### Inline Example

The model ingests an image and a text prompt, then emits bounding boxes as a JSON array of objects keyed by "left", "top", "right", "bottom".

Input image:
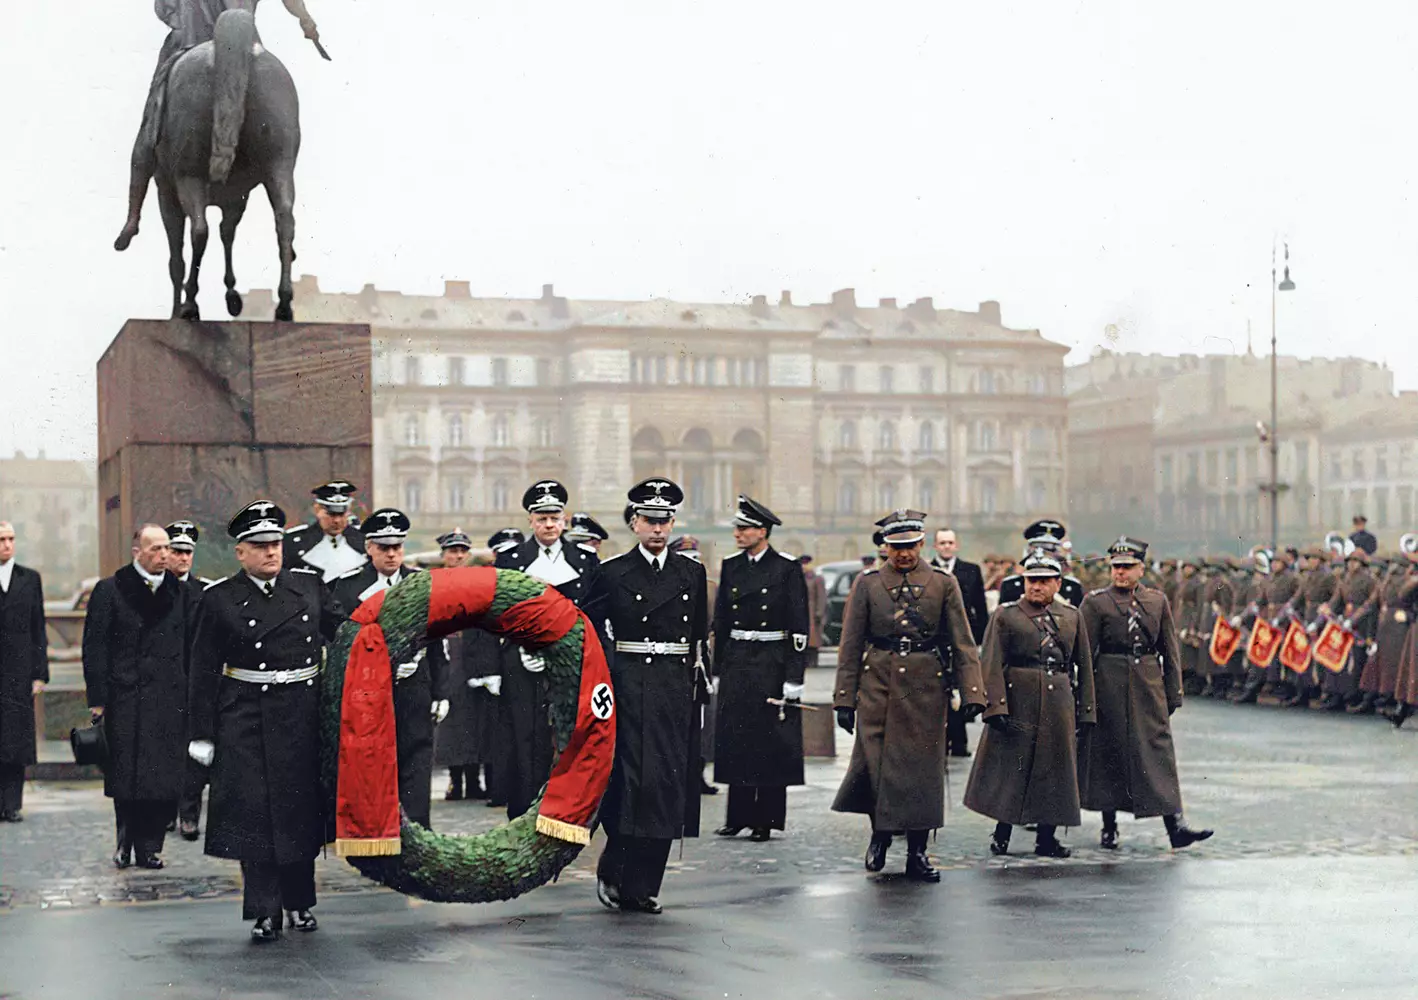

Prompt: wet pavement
[{"left": 4, "top": 679, "right": 1418, "bottom": 998}]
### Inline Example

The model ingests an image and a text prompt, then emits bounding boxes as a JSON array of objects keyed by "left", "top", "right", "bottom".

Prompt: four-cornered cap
[
  {"left": 875, "top": 509, "right": 927, "bottom": 546},
  {"left": 364, "top": 508, "right": 411, "bottom": 544},
  {"left": 669, "top": 535, "right": 702, "bottom": 562},
  {"left": 228, "top": 501, "right": 286, "bottom": 543},
  {"left": 732, "top": 495, "right": 782, "bottom": 529},
  {"left": 1023, "top": 519, "right": 1067, "bottom": 543},
  {"left": 1107, "top": 535, "right": 1149, "bottom": 566},
  {"left": 1022, "top": 550, "right": 1063, "bottom": 578},
  {"left": 166, "top": 519, "right": 199, "bottom": 552},
  {"left": 312, "top": 481, "right": 357, "bottom": 512},
  {"left": 565, "top": 512, "right": 609, "bottom": 542},
  {"left": 437, "top": 527, "right": 472, "bottom": 550},
  {"left": 487, "top": 528, "right": 525, "bottom": 553},
  {"left": 628, "top": 478, "right": 684, "bottom": 522},
  {"left": 523, "top": 480, "right": 569, "bottom": 514}
]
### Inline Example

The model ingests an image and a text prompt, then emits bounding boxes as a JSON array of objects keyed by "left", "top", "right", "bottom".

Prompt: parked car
[{"left": 819, "top": 560, "right": 869, "bottom": 647}]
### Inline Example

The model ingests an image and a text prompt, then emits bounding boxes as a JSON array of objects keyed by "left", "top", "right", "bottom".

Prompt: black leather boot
[
  {"left": 990, "top": 821, "right": 1011, "bottom": 856},
  {"left": 864, "top": 831, "right": 892, "bottom": 872},
  {"left": 1388, "top": 703, "right": 1413, "bottom": 729},
  {"left": 1034, "top": 825, "right": 1071, "bottom": 858},
  {"left": 1349, "top": 693, "right": 1378, "bottom": 715},
  {"left": 1100, "top": 811, "right": 1119, "bottom": 850},
  {"left": 444, "top": 768, "right": 464, "bottom": 801},
  {"left": 285, "top": 909, "right": 318, "bottom": 932},
  {"left": 904, "top": 831, "right": 940, "bottom": 882},
  {"left": 1164, "top": 813, "right": 1213, "bottom": 849},
  {"left": 251, "top": 917, "right": 280, "bottom": 943}
]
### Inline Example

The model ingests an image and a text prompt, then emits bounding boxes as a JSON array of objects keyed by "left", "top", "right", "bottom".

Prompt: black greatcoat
[
  {"left": 329, "top": 564, "right": 449, "bottom": 827},
  {"left": 934, "top": 557, "right": 990, "bottom": 645},
  {"left": 998, "top": 573, "right": 1086, "bottom": 608},
  {"left": 282, "top": 522, "right": 368, "bottom": 583},
  {"left": 495, "top": 539, "right": 605, "bottom": 818},
  {"left": 434, "top": 628, "right": 509, "bottom": 768},
  {"left": 81, "top": 567, "right": 191, "bottom": 802},
  {"left": 711, "top": 547, "right": 810, "bottom": 788},
  {"left": 189, "top": 568, "right": 341, "bottom": 864},
  {"left": 599, "top": 549, "right": 707, "bottom": 840},
  {"left": 0, "top": 565, "right": 47, "bottom": 767}
]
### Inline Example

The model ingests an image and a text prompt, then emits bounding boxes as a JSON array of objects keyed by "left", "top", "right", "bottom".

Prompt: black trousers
[
  {"left": 945, "top": 700, "right": 969, "bottom": 753},
  {"left": 725, "top": 785, "right": 787, "bottom": 830},
  {"left": 178, "top": 759, "right": 207, "bottom": 827},
  {"left": 0, "top": 762, "right": 25, "bottom": 814},
  {"left": 114, "top": 799, "right": 175, "bottom": 858},
  {"left": 597, "top": 833, "right": 673, "bottom": 901},
  {"left": 240, "top": 860, "right": 316, "bottom": 921}
]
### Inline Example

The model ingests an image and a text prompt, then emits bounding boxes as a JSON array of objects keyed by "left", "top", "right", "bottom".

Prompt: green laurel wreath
[{"left": 319, "top": 569, "right": 589, "bottom": 903}]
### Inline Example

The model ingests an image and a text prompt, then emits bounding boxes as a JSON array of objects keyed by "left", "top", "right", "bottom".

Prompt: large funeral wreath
[{"left": 318, "top": 566, "right": 615, "bottom": 903}]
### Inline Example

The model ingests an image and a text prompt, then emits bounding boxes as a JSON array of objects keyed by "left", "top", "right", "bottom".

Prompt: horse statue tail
[{"left": 209, "top": 8, "right": 256, "bottom": 184}]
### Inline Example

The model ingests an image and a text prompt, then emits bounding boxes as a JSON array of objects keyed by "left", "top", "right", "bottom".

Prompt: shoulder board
[
  {"left": 1089, "top": 586, "right": 1108, "bottom": 595},
  {"left": 779, "top": 551, "right": 797, "bottom": 561},
  {"left": 197, "top": 576, "right": 217, "bottom": 586},
  {"left": 1002, "top": 574, "right": 1021, "bottom": 583},
  {"left": 291, "top": 566, "right": 320, "bottom": 576},
  {"left": 577, "top": 542, "right": 598, "bottom": 555},
  {"left": 334, "top": 565, "right": 364, "bottom": 580},
  {"left": 1065, "top": 575, "right": 1082, "bottom": 584},
  {"left": 284, "top": 524, "right": 306, "bottom": 535},
  {"left": 998, "top": 599, "right": 1019, "bottom": 608},
  {"left": 202, "top": 575, "right": 230, "bottom": 591},
  {"left": 724, "top": 550, "right": 745, "bottom": 560},
  {"left": 600, "top": 550, "right": 628, "bottom": 565},
  {"left": 861, "top": 567, "right": 878, "bottom": 575},
  {"left": 931, "top": 564, "right": 949, "bottom": 574}
]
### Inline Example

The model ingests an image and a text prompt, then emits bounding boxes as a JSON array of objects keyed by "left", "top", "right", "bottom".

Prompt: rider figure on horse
[{"left": 115, "top": 0, "right": 322, "bottom": 252}]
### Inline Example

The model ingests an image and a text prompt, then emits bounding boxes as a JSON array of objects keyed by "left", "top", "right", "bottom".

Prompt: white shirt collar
[
  {"left": 746, "top": 546, "right": 768, "bottom": 564},
  {"left": 0, "top": 559, "right": 13, "bottom": 592},
  {"left": 638, "top": 544, "right": 665, "bottom": 569},
  {"left": 538, "top": 538, "right": 564, "bottom": 561},
  {"left": 132, "top": 559, "right": 165, "bottom": 588},
  {"left": 246, "top": 572, "right": 277, "bottom": 593},
  {"left": 939, "top": 556, "right": 956, "bottom": 573},
  {"left": 177, "top": 572, "right": 190, "bottom": 583}
]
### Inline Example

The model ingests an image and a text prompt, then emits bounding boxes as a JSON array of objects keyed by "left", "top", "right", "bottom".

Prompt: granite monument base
[{"left": 97, "top": 320, "right": 372, "bottom": 577}]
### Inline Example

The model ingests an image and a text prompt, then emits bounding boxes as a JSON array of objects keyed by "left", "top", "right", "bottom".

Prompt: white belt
[
  {"left": 729, "top": 629, "right": 786, "bottom": 642},
  {"left": 223, "top": 665, "right": 320, "bottom": 685},
  {"left": 395, "top": 662, "right": 419, "bottom": 680},
  {"left": 615, "top": 641, "right": 691, "bottom": 656}
]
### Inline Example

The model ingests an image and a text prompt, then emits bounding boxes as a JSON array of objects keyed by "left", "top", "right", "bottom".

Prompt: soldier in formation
[{"left": 283, "top": 481, "right": 368, "bottom": 583}]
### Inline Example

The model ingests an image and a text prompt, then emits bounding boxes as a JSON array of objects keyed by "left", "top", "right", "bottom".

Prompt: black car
[{"left": 819, "top": 560, "right": 868, "bottom": 647}]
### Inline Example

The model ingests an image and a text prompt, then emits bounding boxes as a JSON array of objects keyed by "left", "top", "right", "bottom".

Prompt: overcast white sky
[{"left": 3, "top": 1, "right": 1416, "bottom": 462}]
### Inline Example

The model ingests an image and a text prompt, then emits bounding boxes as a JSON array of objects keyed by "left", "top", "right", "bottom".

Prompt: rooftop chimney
[
  {"left": 978, "top": 300, "right": 1001, "bottom": 325},
  {"left": 294, "top": 274, "right": 320, "bottom": 295},
  {"left": 906, "top": 297, "right": 936, "bottom": 320},
  {"left": 541, "top": 283, "right": 556, "bottom": 301},
  {"left": 749, "top": 294, "right": 770, "bottom": 318},
  {"left": 878, "top": 297, "right": 897, "bottom": 309},
  {"left": 444, "top": 280, "right": 471, "bottom": 299},
  {"left": 831, "top": 288, "right": 856, "bottom": 317},
  {"left": 357, "top": 283, "right": 379, "bottom": 312},
  {"left": 779, "top": 290, "right": 793, "bottom": 307}
]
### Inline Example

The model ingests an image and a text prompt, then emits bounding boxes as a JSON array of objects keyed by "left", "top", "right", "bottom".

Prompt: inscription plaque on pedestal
[{"left": 97, "top": 320, "right": 372, "bottom": 576}]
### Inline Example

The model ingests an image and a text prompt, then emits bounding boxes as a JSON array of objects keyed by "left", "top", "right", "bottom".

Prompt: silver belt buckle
[
  {"left": 898, "top": 637, "right": 912, "bottom": 656},
  {"left": 273, "top": 669, "right": 291, "bottom": 684},
  {"left": 651, "top": 641, "right": 668, "bottom": 655}
]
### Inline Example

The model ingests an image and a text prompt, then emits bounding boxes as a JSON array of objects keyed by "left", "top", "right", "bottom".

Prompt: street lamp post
[{"left": 1264, "top": 241, "right": 1296, "bottom": 554}]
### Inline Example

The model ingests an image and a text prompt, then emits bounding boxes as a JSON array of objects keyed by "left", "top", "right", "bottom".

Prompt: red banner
[
  {"left": 1278, "top": 621, "right": 1313, "bottom": 673},
  {"left": 335, "top": 592, "right": 401, "bottom": 856},
  {"left": 1312, "top": 621, "right": 1356, "bottom": 674},
  {"left": 1209, "top": 617, "right": 1242, "bottom": 666},
  {"left": 1246, "top": 618, "right": 1283, "bottom": 668}
]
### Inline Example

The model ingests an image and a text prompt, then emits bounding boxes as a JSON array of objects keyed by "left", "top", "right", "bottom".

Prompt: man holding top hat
[
  {"left": 1078, "top": 536, "right": 1213, "bottom": 851},
  {"left": 831, "top": 509, "right": 986, "bottom": 881},
  {"left": 963, "top": 550, "right": 1095, "bottom": 858},
  {"left": 282, "top": 481, "right": 368, "bottom": 583},
  {"left": 595, "top": 478, "right": 709, "bottom": 914},
  {"left": 329, "top": 508, "right": 450, "bottom": 829},
  {"left": 187, "top": 501, "right": 342, "bottom": 942},
  {"left": 711, "top": 496, "right": 811, "bottom": 842}
]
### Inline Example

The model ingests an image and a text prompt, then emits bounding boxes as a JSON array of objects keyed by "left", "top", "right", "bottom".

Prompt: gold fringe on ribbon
[
  {"left": 334, "top": 837, "right": 403, "bottom": 858},
  {"left": 535, "top": 815, "right": 591, "bottom": 845}
]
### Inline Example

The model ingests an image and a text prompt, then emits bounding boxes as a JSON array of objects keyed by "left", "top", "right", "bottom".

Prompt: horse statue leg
[
  {"left": 264, "top": 162, "right": 297, "bottom": 322},
  {"left": 219, "top": 195, "right": 249, "bottom": 317},
  {"left": 157, "top": 184, "right": 187, "bottom": 320},
  {"left": 173, "top": 176, "right": 210, "bottom": 321}
]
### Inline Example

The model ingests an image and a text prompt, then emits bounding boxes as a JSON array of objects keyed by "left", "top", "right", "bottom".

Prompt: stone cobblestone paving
[{"left": 4, "top": 690, "right": 1416, "bottom": 912}]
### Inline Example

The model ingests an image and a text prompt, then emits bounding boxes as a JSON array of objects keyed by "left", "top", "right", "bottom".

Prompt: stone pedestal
[{"left": 97, "top": 320, "right": 372, "bottom": 577}]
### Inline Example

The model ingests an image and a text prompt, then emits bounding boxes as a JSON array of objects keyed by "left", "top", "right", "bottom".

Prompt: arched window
[
  {"left": 446, "top": 479, "right": 466, "bottom": 512},
  {"left": 447, "top": 414, "right": 464, "bottom": 447},
  {"left": 837, "top": 481, "right": 857, "bottom": 514},
  {"left": 492, "top": 414, "right": 510, "bottom": 447},
  {"left": 403, "top": 415, "right": 420, "bottom": 447},
  {"left": 839, "top": 420, "right": 858, "bottom": 449},
  {"left": 878, "top": 421, "right": 897, "bottom": 451},
  {"left": 877, "top": 481, "right": 896, "bottom": 511},
  {"left": 918, "top": 422, "right": 934, "bottom": 453},
  {"left": 404, "top": 479, "right": 423, "bottom": 513},
  {"left": 492, "top": 479, "right": 509, "bottom": 511},
  {"left": 919, "top": 479, "right": 936, "bottom": 512}
]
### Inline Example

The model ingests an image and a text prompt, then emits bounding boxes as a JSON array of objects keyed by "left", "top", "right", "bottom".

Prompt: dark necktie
[
  {"left": 263, "top": 581, "right": 274, "bottom": 598},
  {"left": 653, "top": 557, "right": 662, "bottom": 575}
]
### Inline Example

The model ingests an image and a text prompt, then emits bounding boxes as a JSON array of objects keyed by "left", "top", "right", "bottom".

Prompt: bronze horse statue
[{"left": 157, "top": 8, "right": 300, "bottom": 321}]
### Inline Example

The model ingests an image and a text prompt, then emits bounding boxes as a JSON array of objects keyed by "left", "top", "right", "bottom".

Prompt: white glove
[
  {"left": 710, "top": 675, "right": 720, "bottom": 696},
  {"left": 188, "top": 740, "right": 215, "bottom": 767},
  {"left": 950, "top": 689, "right": 963, "bottom": 711},
  {"left": 782, "top": 682, "right": 804, "bottom": 702},
  {"left": 468, "top": 675, "right": 503, "bottom": 697},
  {"left": 431, "top": 699, "right": 449, "bottom": 723},
  {"left": 519, "top": 650, "right": 547, "bottom": 674}
]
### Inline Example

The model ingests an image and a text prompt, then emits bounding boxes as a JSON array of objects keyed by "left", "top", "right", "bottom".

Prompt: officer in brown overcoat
[
  {"left": 831, "top": 509, "right": 985, "bottom": 882},
  {"left": 963, "top": 550, "right": 1095, "bottom": 858},
  {"left": 1078, "top": 537, "right": 1212, "bottom": 851}
]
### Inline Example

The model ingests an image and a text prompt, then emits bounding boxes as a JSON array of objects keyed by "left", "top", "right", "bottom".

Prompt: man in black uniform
[
  {"left": 997, "top": 521, "right": 1086, "bottom": 607},
  {"left": 0, "top": 521, "right": 47, "bottom": 823},
  {"left": 83, "top": 524, "right": 189, "bottom": 870},
  {"left": 281, "top": 481, "right": 368, "bottom": 583},
  {"left": 711, "top": 496, "right": 810, "bottom": 842},
  {"left": 565, "top": 512, "right": 610, "bottom": 554},
  {"left": 167, "top": 519, "right": 212, "bottom": 840},
  {"left": 329, "top": 509, "right": 449, "bottom": 829},
  {"left": 596, "top": 478, "right": 708, "bottom": 914},
  {"left": 495, "top": 481, "right": 605, "bottom": 820},
  {"left": 188, "top": 501, "right": 342, "bottom": 942},
  {"left": 1350, "top": 515, "right": 1378, "bottom": 557}
]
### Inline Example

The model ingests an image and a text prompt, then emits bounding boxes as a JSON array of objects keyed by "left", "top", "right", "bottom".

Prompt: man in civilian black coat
[
  {"left": 494, "top": 480, "right": 605, "bottom": 820},
  {"left": 329, "top": 508, "right": 450, "bottom": 829},
  {"left": 1349, "top": 515, "right": 1378, "bottom": 557},
  {"left": 931, "top": 527, "right": 988, "bottom": 758},
  {"left": 83, "top": 524, "right": 191, "bottom": 869},
  {"left": 0, "top": 521, "right": 47, "bottom": 823}
]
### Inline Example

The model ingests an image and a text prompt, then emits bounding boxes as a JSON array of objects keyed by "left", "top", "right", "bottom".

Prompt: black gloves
[
  {"left": 836, "top": 707, "right": 855, "bottom": 735},
  {"left": 985, "top": 714, "right": 1009, "bottom": 732},
  {"left": 962, "top": 703, "right": 985, "bottom": 723}
]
